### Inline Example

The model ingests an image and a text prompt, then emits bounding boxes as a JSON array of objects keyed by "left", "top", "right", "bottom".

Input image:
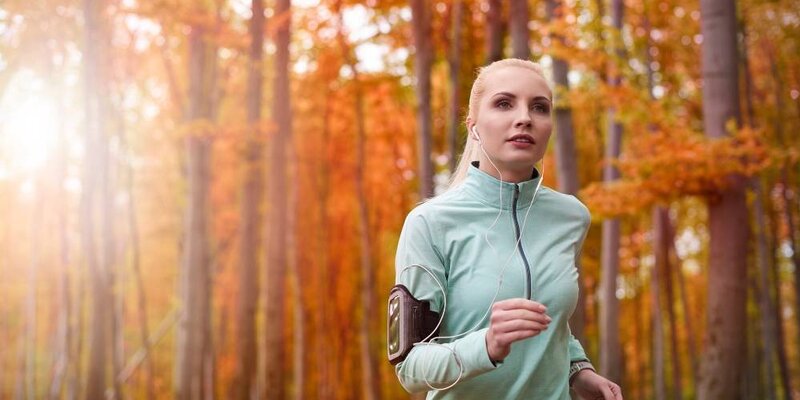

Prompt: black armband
[{"left": 386, "top": 284, "right": 441, "bottom": 365}]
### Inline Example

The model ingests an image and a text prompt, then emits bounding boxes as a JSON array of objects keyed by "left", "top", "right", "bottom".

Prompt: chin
[{"left": 503, "top": 155, "right": 538, "bottom": 168}]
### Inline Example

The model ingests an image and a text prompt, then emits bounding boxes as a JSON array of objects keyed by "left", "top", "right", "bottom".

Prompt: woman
[{"left": 391, "top": 58, "right": 623, "bottom": 399}]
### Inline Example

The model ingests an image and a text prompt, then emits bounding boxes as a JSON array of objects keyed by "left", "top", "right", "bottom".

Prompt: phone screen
[{"left": 388, "top": 295, "right": 401, "bottom": 354}]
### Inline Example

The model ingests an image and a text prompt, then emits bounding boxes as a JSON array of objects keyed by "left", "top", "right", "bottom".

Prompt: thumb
[
  {"left": 600, "top": 383, "right": 614, "bottom": 400},
  {"left": 611, "top": 384, "right": 623, "bottom": 400}
]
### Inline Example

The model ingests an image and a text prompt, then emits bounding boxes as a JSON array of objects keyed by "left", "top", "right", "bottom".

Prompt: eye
[
  {"left": 495, "top": 99, "right": 512, "bottom": 109},
  {"left": 531, "top": 103, "right": 550, "bottom": 114}
]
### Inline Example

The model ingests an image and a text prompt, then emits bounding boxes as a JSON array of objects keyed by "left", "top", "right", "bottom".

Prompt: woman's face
[{"left": 469, "top": 66, "right": 553, "bottom": 181}]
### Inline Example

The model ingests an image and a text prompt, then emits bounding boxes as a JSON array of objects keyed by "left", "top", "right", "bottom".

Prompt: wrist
[
  {"left": 485, "top": 340, "right": 500, "bottom": 365},
  {"left": 484, "top": 332, "right": 504, "bottom": 365},
  {"left": 568, "top": 361, "right": 596, "bottom": 386}
]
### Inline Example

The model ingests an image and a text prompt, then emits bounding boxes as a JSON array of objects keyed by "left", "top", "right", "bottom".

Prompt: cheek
[
  {"left": 480, "top": 118, "right": 507, "bottom": 139},
  {"left": 536, "top": 118, "right": 554, "bottom": 135}
]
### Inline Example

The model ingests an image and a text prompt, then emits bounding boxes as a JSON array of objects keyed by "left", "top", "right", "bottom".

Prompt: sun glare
[{"left": 0, "top": 69, "right": 58, "bottom": 176}]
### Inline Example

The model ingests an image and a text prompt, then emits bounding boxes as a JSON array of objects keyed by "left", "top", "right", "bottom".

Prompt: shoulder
[
  {"left": 401, "top": 186, "right": 473, "bottom": 239},
  {"left": 409, "top": 186, "right": 468, "bottom": 219},
  {"left": 538, "top": 186, "right": 591, "bottom": 227}
]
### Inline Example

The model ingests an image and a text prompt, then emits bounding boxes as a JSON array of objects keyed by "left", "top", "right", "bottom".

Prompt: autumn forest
[{"left": 0, "top": 0, "right": 798, "bottom": 399}]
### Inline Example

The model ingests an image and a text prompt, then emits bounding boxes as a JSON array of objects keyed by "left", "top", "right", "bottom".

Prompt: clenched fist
[{"left": 485, "top": 298, "right": 551, "bottom": 363}]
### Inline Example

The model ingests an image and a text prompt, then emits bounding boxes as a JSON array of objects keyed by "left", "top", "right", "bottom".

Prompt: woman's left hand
[{"left": 571, "top": 369, "right": 623, "bottom": 400}]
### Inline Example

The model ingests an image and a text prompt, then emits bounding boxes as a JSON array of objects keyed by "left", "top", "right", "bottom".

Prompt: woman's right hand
[{"left": 485, "top": 298, "right": 551, "bottom": 363}]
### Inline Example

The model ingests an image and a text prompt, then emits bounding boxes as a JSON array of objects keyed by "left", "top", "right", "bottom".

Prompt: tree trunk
[
  {"left": 651, "top": 212, "right": 666, "bottom": 400},
  {"left": 546, "top": 0, "right": 585, "bottom": 342},
  {"left": 598, "top": 0, "right": 624, "bottom": 385},
  {"left": 752, "top": 179, "right": 777, "bottom": 400},
  {"left": 745, "top": 276, "right": 763, "bottom": 400},
  {"left": 114, "top": 98, "right": 156, "bottom": 400},
  {"left": 762, "top": 42, "right": 796, "bottom": 400},
  {"left": 315, "top": 79, "right": 333, "bottom": 400},
  {"left": 102, "top": 107, "right": 122, "bottom": 400},
  {"left": 264, "top": 0, "right": 292, "bottom": 398},
  {"left": 485, "top": 0, "right": 503, "bottom": 63},
  {"left": 176, "top": 18, "right": 216, "bottom": 400},
  {"left": 447, "top": 0, "right": 463, "bottom": 173},
  {"left": 634, "top": 285, "right": 645, "bottom": 399},
  {"left": 656, "top": 18, "right": 699, "bottom": 384},
  {"left": 741, "top": 27, "right": 777, "bottom": 399},
  {"left": 289, "top": 168, "right": 303, "bottom": 400},
  {"left": 666, "top": 188, "right": 699, "bottom": 392},
  {"left": 410, "top": 0, "right": 434, "bottom": 198},
  {"left": 768, "top": 193, "right": 793, "bottom": 400},
  {"left": 50, "top": 85, "right": 72, "bottom": 399},
  {"left": 83, "top": 0, "right": 115, "bottom": 397},
  {"left": 697, "top": 1, "right": 748, "bottom": 398},
  {"left": 766, "top": 45, "right": 800, "bottom": 378},
  {"left": 235, "top": 1, "right": 265, "bottom": 398},
  {"left": 72, "top": 249, "right": 86, "bottom": 400},
  {"left": 509, "top": 0, "right": 529, "bottom": 59},
  {"left": 19, "top": 179, "right": 42, "bottom": 400},
  {"left": 599, "top": 197, "right": 621, "bottom": 383},
  {"left": 353, "top": 54, "right": 380, "bottom": 400},
  {"left": 128, "top": 158, "right": 156, "bottom": 400},
  {"left": 661, "top": 213, "right": 683, "bottom": 400}
]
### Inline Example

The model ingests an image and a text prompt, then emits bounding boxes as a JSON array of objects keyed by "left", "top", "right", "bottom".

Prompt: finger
[
  {"left": 600, "top": 383, "right": 614, "bottom": 400},
  {"left": 496, "top": 329, "right": 538, "bottom": 345},
  {"left": 494, "top": 319, "right": 548, "bottom": 335},
  {"left": 492, "top": 309, "right": 552, "bottom": 324},
  {"left": 494, "top": 298, "right": 547, "bottom": 313},
  {"left": 612, "top": 384, "right": 623, "bottom": 400}
]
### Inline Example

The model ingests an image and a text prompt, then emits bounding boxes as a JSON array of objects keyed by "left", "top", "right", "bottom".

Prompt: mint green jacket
[{"left": 394, "top": 163, "right": 591, "bottom": 399}]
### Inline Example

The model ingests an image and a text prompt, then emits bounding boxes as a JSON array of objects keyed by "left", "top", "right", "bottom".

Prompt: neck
[{"left": 477, "top": 158, "right": 537, "bottom": 184}]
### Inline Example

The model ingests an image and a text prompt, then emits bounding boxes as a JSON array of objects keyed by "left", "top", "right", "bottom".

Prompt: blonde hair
[{"left": 448, "top": 58, "right": 551, "bottom": 190}]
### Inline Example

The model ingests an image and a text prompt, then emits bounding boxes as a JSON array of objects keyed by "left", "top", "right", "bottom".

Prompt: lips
[{"left": 507, "top": 134, "right": 535, "bottom": 144}]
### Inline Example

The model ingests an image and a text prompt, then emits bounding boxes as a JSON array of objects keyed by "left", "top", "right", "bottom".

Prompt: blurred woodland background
[{"left": 0, "top": 0, "right": 798, "bottom": 399}]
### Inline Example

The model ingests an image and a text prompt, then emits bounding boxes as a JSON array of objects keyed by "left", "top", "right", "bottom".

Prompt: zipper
[{"left": 512, "top": 184, "right": 533, "bottom": 300}]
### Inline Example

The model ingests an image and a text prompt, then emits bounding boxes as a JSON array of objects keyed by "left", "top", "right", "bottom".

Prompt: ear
[{"left": 466, "top": 118, "right": 477, "bottom": 140}]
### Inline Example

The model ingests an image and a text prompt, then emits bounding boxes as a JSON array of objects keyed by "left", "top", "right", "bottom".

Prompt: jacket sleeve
[
  {"left": 568, "top": 327, "right": 590, "bottom": 363},
  {"left": 393, "top": 210, "right": 499, "bottom": 393},
  {"left": 568, "top": 202, "right": 592, "bottom": 364}
]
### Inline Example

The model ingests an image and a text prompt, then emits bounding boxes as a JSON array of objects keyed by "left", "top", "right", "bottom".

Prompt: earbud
[{"left": 471, "top": 126, "right": 481, "bottom": 143}]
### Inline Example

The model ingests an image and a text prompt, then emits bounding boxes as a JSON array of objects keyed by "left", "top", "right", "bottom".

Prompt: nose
[{"left": 514, "top": 109, "right": 532, "bottom": 129}]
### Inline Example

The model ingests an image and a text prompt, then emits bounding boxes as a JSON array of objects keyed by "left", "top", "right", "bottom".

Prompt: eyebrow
[{"left": 490, "top": 92, "right": 552, "bottom": 103}]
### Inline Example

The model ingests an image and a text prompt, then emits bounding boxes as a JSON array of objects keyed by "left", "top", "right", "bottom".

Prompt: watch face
[{"left": 388, "top": 295, "right": 401, "bottom": 355}]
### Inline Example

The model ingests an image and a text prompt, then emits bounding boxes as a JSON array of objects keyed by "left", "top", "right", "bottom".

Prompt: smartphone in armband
[{"left": 387, "top": 284, "right": 441, "bottom": 365}]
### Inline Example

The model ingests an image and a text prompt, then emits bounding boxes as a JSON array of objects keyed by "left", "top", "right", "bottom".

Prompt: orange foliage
[{"left": 581, "top": 126, "right": 773, "bottom": 218}]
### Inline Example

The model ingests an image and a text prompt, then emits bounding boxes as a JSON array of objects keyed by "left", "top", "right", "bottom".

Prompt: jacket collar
[{"left": 462, "top": 161, "right": 542, "bottom": 210}]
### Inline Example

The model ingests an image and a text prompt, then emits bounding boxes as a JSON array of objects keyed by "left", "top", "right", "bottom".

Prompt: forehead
[{"left": 482, "top": 66, "right": 552, "bottom": 100}]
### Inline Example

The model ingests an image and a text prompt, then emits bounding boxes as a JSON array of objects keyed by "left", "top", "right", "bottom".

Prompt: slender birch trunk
[
  {"left": 410, "top": 0, "right": 434, "bottom": 198},
  {"left": 49, "top": 69, "right": 72, "bottom": 400},
  {"left": 509, "top": 0, "right": 529, "bottom": 59},
  {"left": 667, "top": 221, "right": 699, "bottom": 391},
  {"left": 83, "top": 0, "right": 115, "bottom": 397},
  {"left": 485, "top": 0, "right": 503, "bottom": 63},
  {"left": 235, "top": 1, "right": 265, "bottom": 398},
  {"left": 651, "top": 212, "right": 666, "bottom": 400},
  {"left": 264, "top": 1, "right": 292, "bottom": 398},
  {"left": 447, "top": 0, "right": 463, "bottom": 173},
  {"left": 546, "top": 0, "right": 585, "bottom": 341},
  {"left": 176, "top": 16, "right": 216, "bottom": 400},
  {"left": 662, "top": 226, "right": 682, "bottom": 400},
  {"left": 753, "top": 180, "right": 777, "bottom": 400},
  {"left": 697, "top": 1, "right": 749, "bottom": 398}
]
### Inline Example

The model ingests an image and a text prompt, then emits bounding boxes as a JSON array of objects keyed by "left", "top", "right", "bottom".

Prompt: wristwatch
[{"left": 568, "top": 361, "right": 596, "bottom": 386}]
